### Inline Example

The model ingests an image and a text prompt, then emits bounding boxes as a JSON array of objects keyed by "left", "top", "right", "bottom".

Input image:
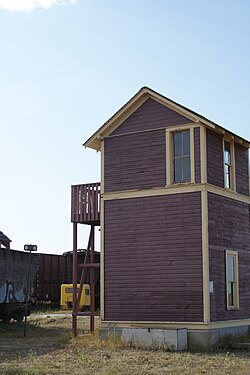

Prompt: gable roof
[
  {"left": 84, "top": 86, "right": 250, "bottom": 151},
  {"left": 0, "top": 231, "right": 11, "bottom": 249}
]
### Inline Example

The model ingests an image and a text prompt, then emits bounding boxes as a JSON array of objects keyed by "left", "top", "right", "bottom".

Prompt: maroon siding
[
  {"left": 111, "top": 98, "right": 190, "bottom": 136},
  {"left": 36, "top": 254, "right": 65, "bottom": 302},
  {"left": 194, "top": 127, "right": 201, "bottom": 183},
  {"left": 207, "top": 129, "right": 224, "bottom": 188},
  {"left": 104, "top": 130, "right": 166, "bottom": 192},
  {"left": 104, "top": 192, "right": 203, "bottom": 322},
  {"left": 235, "top": 143, "right": 249, "bottom": 196},
  {"left": 208, "top": 193, "right": 250, "bottom": 322}
]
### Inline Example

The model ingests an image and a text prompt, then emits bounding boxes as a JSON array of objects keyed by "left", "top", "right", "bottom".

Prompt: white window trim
[
  {"left": 225, "top": 249, "right": 239, "bottom": 310},
  {"left": 223, "top": 138, "right": 236, "bottom": 192},
  {"left": 166, "top": 126, "right": 195, "bottom": 186}
]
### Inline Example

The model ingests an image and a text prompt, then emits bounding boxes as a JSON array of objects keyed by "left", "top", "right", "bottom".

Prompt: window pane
[
  {"left": 65, "top": 288, "right": 80, "bottom": 293},
  {"left": 227, "top": 255, "right": 234, "bottom": 282},
  {"left": 183, "top": 130, "right": 190, "bottom": 156},
  {"left": 183, "top": 156, "right": 191, "bottom": 182},
  {"left": 226, "top": 253, "right": 238, "bottom": 308},
  {"left": 224, "top": 141, "right": 232, "bottom": 189},
  {"left": 225, "top": 141, "right": 231, "bottom": 152},
  {"left": 174, "top": 157, "right": 182, "bottom": 182},
  {"left": 224, "top": 141, "right": 231, "bottom": 162},
  {"left": 225, "top": 166, "right": 230, "bottom": 189},
  {"left": 227, "top": 282, "right": 233, "bottom": 306},
  {"left": 224, "top": 151, "right": 230, "bottom": 165},
  {"left": 173, "top": 132, "right": 182, "bottom": 157}
]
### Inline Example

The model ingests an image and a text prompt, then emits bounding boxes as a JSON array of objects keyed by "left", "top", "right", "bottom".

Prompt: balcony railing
[{"left": 71, "top": 183, "right": 100, "bottom": 224}]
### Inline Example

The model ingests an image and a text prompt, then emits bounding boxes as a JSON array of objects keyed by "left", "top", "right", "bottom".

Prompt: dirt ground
[{"left": 1, "top": 313, "right": 250, "bottom": 374}]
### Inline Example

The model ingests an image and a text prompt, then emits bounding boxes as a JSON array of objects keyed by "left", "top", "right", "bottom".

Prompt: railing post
[{"left": 71, "top": 183, "right": 101, "bottom": 225}]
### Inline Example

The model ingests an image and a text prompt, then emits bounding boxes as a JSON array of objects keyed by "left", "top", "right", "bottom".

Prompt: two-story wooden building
[{"left": 78, "top": 87, "right": 249, "bottom": 349}]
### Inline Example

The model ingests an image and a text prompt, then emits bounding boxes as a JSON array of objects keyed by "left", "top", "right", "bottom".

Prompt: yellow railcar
[{"left": 60, "top": 284, "right": 90, "bottom": 310}]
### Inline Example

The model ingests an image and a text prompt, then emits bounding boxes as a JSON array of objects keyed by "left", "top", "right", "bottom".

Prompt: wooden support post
[
  {"left": 76, "top": 226, "right": 92, "bottom": 311},
  {"left": 72, "top": 222, "right": 78, "bottom": 337},
  {"left": 90, "top": 224, "right": 95, "bottom": 333}
]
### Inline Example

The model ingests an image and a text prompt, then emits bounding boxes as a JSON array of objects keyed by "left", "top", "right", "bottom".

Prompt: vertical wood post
[
  {"left": 90, "top": 224, "right": 95, "bottom": 333},
  {"left": 76, "top": 226, "right": 92, "bottom": 311},
  {"left": 72, "top": 222, "right": 78, "bottom": 336}
]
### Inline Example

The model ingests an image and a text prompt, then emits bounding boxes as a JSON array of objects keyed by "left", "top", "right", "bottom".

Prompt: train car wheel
[
  {"left": 3, "top": 315, "right": 11, "bottom": 324},
  {"left": 16, "top": 311, "right": 24, "bottom": 322}
]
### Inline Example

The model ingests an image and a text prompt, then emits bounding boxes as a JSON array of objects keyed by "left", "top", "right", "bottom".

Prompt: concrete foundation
[
  {"left": 100, "top": 324, "right": 250, "bottom": 351},
  {"left": 188, "top": 325, "right": 250, "bottom": 351},
  {"left": 100, "top": 327, "right": 187, "bottom": 351}
]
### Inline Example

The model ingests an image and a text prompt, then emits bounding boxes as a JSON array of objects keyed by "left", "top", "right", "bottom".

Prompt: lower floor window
[{"left": 226, "top": 250, "right": 239, "bottom": 309}]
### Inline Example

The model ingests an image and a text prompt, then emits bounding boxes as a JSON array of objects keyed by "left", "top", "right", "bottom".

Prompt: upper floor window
[
  {"left": 226, "top": 250, "right": 239, "bottom": 309},
  {"left": 173, "top": 130, "right": 191, "bottom": 183},
  {"left": 224, "top": 140, "right": 232, "bottom": 189}
]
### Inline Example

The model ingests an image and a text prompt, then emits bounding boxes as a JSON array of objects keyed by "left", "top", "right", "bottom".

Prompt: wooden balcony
[{"left": 71, "top": 183, "right": 100, "bottom": 225}]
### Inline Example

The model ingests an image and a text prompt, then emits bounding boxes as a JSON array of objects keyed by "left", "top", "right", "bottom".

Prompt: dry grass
[{"left": 0, "top": 314, "right": 250, "bottom": 375}]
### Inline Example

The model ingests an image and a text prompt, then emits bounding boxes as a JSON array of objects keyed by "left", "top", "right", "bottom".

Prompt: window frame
[
  {"left": 166, "top": 125, "right": 195, "bottom": 186},
  {"left": 225, "top": 250, "right": 239, "bottom": 310},
  {"left": 223, "top": 138, "right": 236, "bottom": 191}
]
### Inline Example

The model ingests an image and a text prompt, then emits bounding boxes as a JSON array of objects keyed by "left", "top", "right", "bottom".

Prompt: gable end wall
[
  {"left": 110, "top": 98, "right": 191, "bottom": 136},
  {"left": 104, "top": 98, "right": 201, "bottom": 193}
]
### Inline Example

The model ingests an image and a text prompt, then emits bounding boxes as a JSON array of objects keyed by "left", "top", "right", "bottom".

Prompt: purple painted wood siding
[
  {"left": 208, "top": 193, "right": 250, "bottom": 322},
  {"left": 206, "top": 129, "right": 224, "bottom": 188},
  {"left": 104, "top": 192, "right": 203, "bottom": 322},
  {"left": 194, "top": 127, "right": 201, "bottom": 183},
  {"left": 104, "top": 129, "right": 202, "bottom": 192},
  {"left": 110, "top": 98, "right": 191, "bottom": 136},
  {"left": 104, "top": 130, "right": 166, "bottom": 192},
  {"left": 235, "top": 143, "right": 249, "bottom": 196}
]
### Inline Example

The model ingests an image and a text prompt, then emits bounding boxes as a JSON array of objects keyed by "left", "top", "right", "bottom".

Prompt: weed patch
[{"left": 0, "top": 315, "right": 250, "bottom": 374}]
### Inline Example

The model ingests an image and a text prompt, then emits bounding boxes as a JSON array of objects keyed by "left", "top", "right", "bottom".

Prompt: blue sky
[{"left": 1, "top": 0, "right": 249, "bottom": 253}]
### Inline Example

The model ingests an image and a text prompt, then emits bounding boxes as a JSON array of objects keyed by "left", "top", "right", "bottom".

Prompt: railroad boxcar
[
  {"left": 35, "top": 251, "right": 100, "bottom": 308},
  {"left": 34, "top": 253, "right": 65, "bottom": 303},
  {"left": 0, "top": 248, "right": 100, "bottom": 320},
  {"left": 0, "top": 248, "right": 37, "bottom": 323}
]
